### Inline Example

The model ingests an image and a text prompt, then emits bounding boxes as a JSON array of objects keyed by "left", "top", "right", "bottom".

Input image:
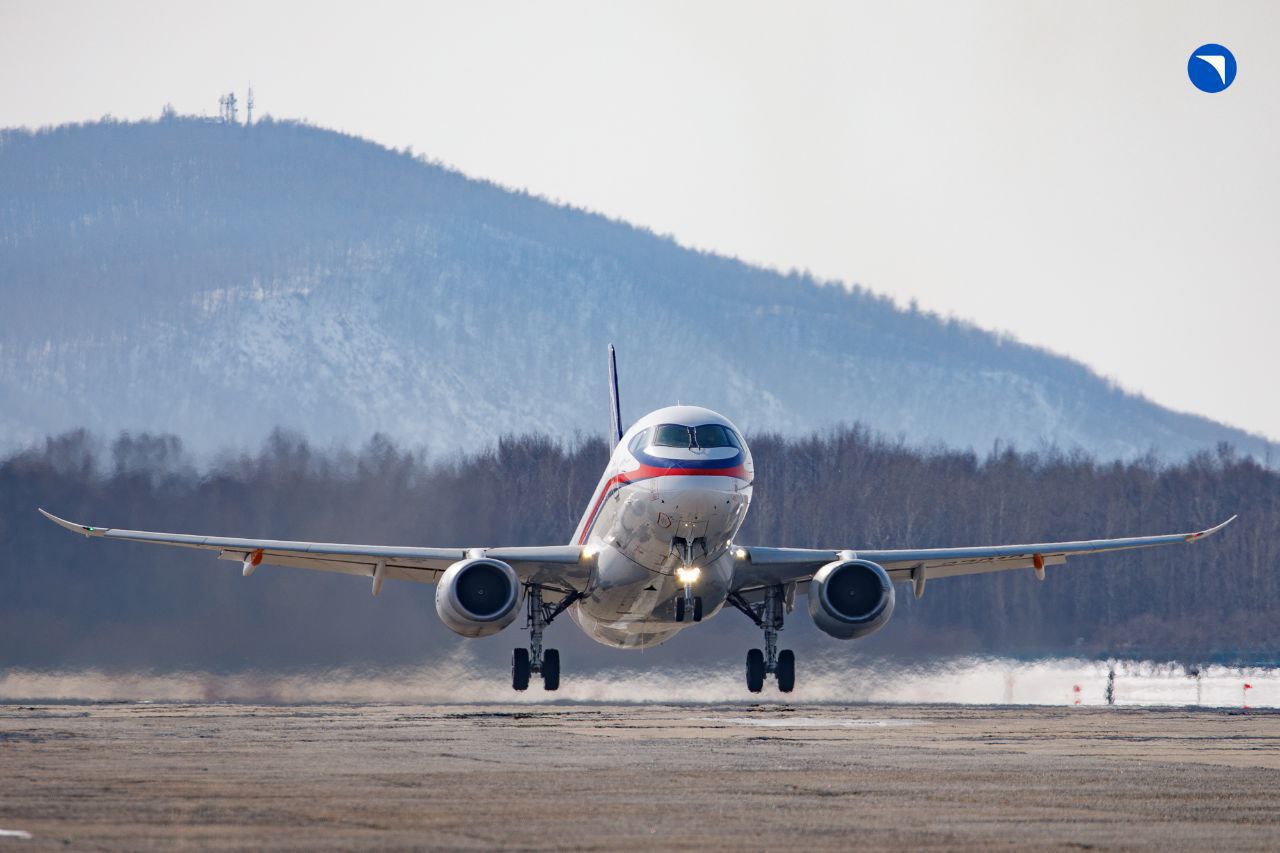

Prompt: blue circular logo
[{"left": 1187, "top": 43, "right": 1236, "bottom": 93}]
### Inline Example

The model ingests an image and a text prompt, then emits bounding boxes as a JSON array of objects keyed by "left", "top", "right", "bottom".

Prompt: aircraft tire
[
  {"left": 692, "top": 596, "right": 703, "bottom": 622},
  {"left": 675, "top": 597, "right": 686, "bottom": 622},
  {"left": 512, "top": 648, "right": 531, "bottom": 691},
  {"left": 746, "top": 649, "right": 765, "bottom": 693},
  {"left": 542, "top": 648, "right": 560, "bottom": 691},
  {"left": 776, "top": 649, "right": 796, "bottom": 693}
]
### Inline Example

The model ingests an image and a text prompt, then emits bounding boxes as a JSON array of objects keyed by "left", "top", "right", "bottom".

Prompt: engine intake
[
  {"left": 435, "top": 558, "right": 524, "bottom": 638},
  {"left": 807, "top": 558, "right": 895, "bottom": 640}
]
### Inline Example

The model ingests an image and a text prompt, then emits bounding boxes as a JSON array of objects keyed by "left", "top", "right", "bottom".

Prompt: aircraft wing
[
  {"left": 38, "top": 509, "right": 592, "bottom": 593},
  {"left": 731, "top": 516, "right": 1236, "bottom": 596}
]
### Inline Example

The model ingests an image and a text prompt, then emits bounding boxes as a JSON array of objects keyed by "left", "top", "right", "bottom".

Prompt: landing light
[
  {"left": 675, "top": 566, "right": 701, "bottom": 584},
  {"left": 581, "top": 544, "right": 600, "bottom": 560}
]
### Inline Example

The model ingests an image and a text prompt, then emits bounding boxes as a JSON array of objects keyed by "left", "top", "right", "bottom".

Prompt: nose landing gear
[
  {"left": 674, "top": 586, "right": 703, "bottom": 622},
  {"left": 673, "top": 537, "right": 704, "bottom": 623},
  {"left": 512, "top": 584, "right": 581, "bottom": 692},
  {"left": 727, "top": 584, "right": 795, "bottom": 693}
]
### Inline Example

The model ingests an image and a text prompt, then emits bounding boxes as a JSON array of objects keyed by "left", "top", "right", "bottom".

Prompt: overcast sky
[{"left": 3, "top": 0, "right": 1277, "bottom": 440}]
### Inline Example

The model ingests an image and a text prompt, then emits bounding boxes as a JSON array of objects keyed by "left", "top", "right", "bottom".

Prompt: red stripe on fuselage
[{"left": 576, "top": 464, "right": 748, "bottom": 545}]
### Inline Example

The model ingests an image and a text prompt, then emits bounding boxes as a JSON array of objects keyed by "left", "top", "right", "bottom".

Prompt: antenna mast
[{"left": 246, "top": 86, "right": 254, "bottom": 125}]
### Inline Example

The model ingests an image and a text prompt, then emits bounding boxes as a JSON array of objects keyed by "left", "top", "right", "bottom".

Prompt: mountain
[{"left": 0, "top": 117, "right": 1272, "bottom": 460}]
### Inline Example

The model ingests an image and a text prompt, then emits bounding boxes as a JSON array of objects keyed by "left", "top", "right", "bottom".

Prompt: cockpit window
[
  {"left": 647, "top": 423, "right": 742, "bottom": 450},
  {"left": 693, "top": 424, "right": 740, "bottom": 449},
  {"left": 627, "top": 428, "right": 650, "bottom": 454},
  {"left": 652, "top": 424, "right": 691, "bottom": 447}
]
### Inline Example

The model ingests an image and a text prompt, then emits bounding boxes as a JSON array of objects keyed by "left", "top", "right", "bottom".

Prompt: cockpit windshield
[
  {"left": 652, "top": 424, "right": 691, "bottom": 447},
  {"left": 693, "top": 424, "right": 739, "bottom": 448},
  {"left": 645, "top": 423, "right": 741, "bottom": 450}
]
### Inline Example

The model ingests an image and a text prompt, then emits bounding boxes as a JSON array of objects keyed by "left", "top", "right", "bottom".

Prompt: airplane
[{"left": 40, "top": 345, "right": 1236, "bottom": 693}]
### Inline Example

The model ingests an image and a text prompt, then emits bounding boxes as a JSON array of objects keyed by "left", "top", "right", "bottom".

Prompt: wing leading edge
[
  {"left": 732, "top": 516, "right": 1237, "bottom": 596},
  {"left": 38, "top": 509, "right": 593, "bottom": 592}
]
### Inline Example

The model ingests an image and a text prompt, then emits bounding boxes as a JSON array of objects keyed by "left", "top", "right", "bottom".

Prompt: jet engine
[
  {"left": 807, "top": 559, "right": 895, "bottom": 640},
  {"left": 435, "top": 558, "right": 525, "bottom": 638}
]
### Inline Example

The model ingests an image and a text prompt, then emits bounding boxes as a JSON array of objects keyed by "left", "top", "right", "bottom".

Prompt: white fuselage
[{"left": 568, "top": 405, "right": 754, "bottom": 648}]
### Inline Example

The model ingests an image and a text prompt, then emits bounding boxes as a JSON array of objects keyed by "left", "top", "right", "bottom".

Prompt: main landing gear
[
  {"left": 726, "top": 585, "right": 795, "bottom": 694},
  {"left": 512, "top": 584, "right": 582, "bottom": 692}
]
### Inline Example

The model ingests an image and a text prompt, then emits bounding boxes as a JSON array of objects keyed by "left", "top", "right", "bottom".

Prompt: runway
[{"left": 2, "top": 703, "right": 1278, "bottom": 849}]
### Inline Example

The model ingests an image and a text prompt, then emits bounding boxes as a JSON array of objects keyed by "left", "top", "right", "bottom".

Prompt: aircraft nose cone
[{"left": 659, "top": 486, "right": 744, "bottom": 544}]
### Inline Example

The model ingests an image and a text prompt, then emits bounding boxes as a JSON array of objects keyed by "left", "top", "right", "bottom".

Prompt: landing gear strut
[
  {"left": 512, "top": 584, "right": 582, "bottom": 692},
  {"left": 726, "top": 584, "right": 795, "bottom": 693},
  {"left": 673, "top": 537, "right": 703, "bottom": 623}
]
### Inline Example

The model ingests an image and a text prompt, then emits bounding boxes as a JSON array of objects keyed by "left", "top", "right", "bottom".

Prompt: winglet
[
  {"left": 1185, "top": 514, "right": 1237, "bottom": 543},
  {"left": 37, "top": 508, "right": 104, "bottom": 537}
]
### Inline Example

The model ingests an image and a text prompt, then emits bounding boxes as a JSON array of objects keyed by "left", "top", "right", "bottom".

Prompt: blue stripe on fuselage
[{"left": 632, "top": 448, "right": 743, "bottom": 470}]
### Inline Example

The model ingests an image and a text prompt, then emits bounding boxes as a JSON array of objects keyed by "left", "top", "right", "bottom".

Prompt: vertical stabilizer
[{"left": 608, "top": 344, "right": 623, "bottom": 446}]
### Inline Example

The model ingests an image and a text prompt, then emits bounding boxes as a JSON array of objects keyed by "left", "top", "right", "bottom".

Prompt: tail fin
[{"left": 608, "top": 343, "right": 623, "bottom": 446}]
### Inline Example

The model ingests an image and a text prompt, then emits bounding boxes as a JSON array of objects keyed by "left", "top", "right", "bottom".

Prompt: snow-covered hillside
[{"left": 0, "top": 118, "right": 1271, "bottom": 460}]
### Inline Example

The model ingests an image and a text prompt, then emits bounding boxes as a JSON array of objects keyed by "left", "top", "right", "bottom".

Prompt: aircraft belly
[{"left": 573, "top": 548, "right": 737, "bottom": 649}]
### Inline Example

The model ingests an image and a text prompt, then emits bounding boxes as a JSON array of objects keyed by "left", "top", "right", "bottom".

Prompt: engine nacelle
[
  {"left": 435, "top": 558, "right": 525, "bottom": 638},
  {"left": 807, "top": 559, "right": 895, "bottom": 640}
]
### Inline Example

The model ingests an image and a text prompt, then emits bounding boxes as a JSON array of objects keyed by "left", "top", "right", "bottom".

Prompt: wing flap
[
  {"left": 213, "top": 550, "right": 445, "bottom": 583},
  {"left": 886, "top": 553, "right": 1068, "bottom": 582}
]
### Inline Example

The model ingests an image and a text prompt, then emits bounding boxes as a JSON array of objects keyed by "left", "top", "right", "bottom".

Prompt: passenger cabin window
[{"left": 644, "top": 423, "right": 742, "bottom": 450}]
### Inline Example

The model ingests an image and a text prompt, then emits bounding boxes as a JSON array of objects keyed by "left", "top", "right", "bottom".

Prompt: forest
[{"left": 2, "top": 425, "right": 1274, "bottom": 673}]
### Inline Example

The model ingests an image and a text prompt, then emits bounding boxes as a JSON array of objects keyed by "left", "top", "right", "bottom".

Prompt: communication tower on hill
[{"left": 218, "top": 91, "right": 239, "bottom": 124}]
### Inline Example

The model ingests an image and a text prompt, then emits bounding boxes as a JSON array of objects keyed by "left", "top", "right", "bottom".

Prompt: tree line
[{"left": 1, "top": 427, "right": 1274, "bottom": 671}]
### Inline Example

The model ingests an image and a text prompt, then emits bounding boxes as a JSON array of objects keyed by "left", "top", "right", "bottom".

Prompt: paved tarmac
[{"left": 1, "top": 703, "right": 1278, "bottom": 850}]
